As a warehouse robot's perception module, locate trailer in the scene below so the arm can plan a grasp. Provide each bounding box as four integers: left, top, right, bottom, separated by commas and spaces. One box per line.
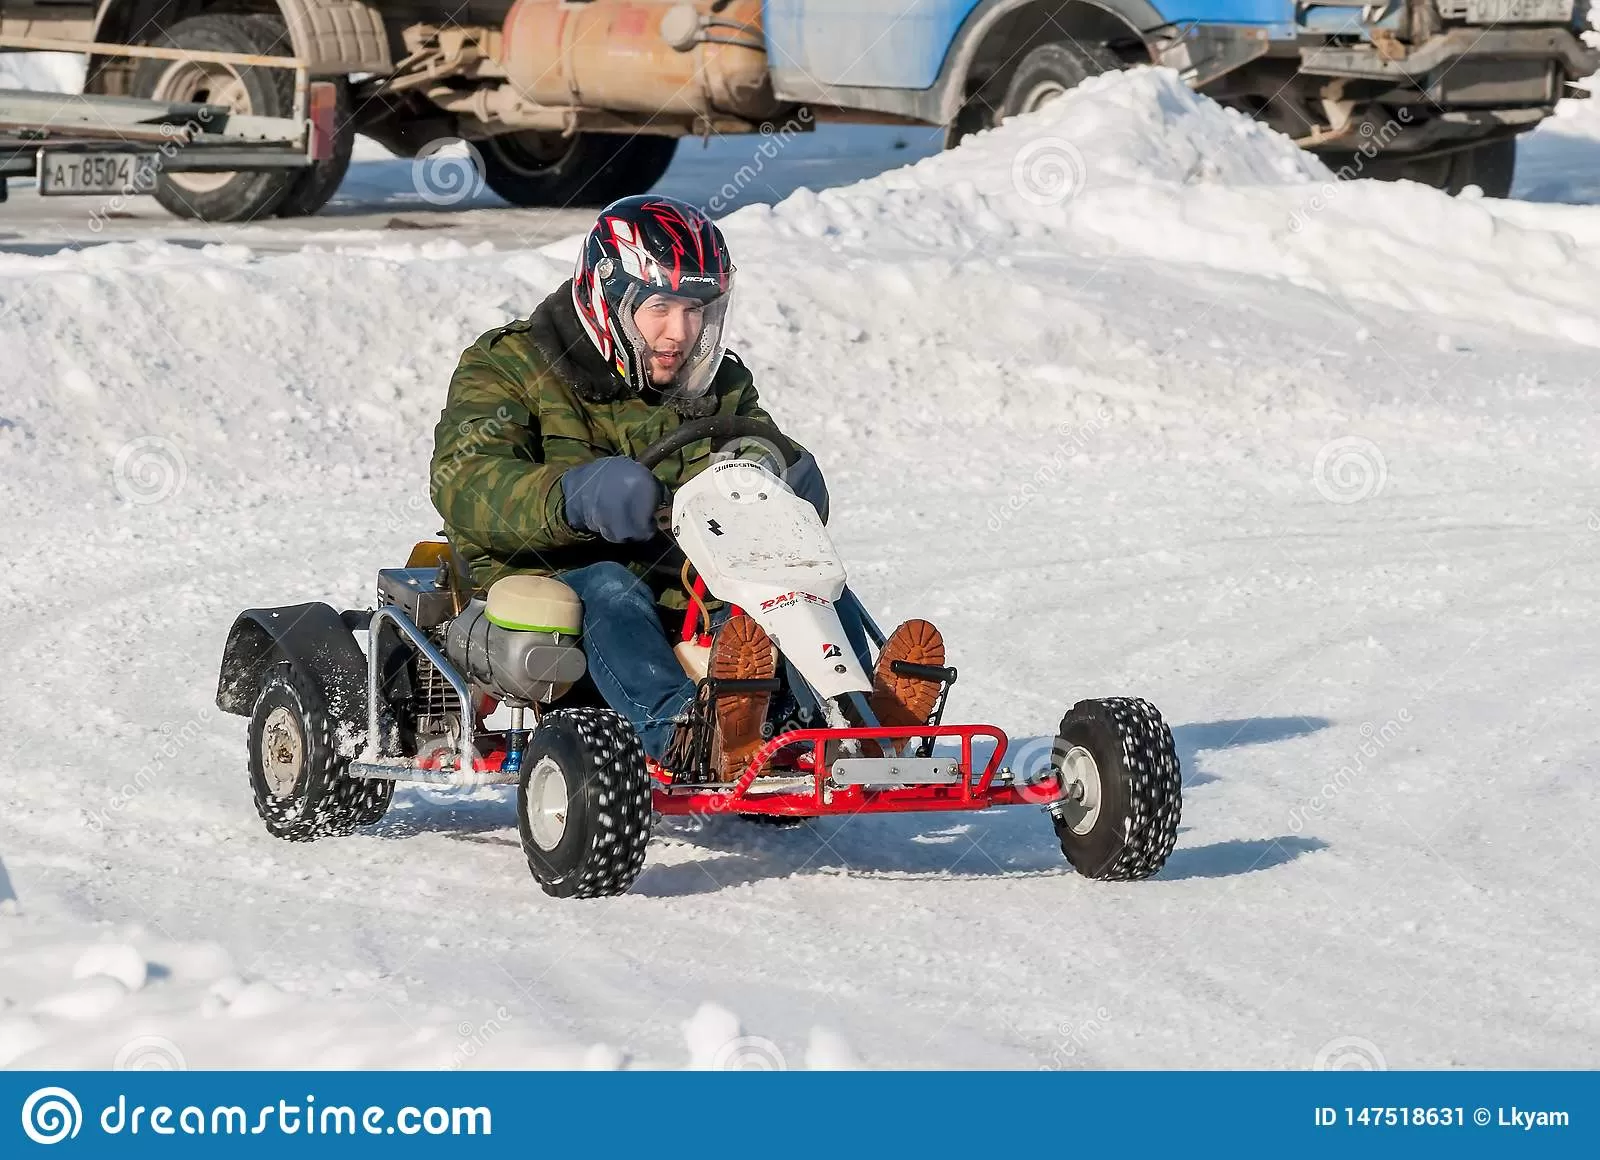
0, 28, 337, 218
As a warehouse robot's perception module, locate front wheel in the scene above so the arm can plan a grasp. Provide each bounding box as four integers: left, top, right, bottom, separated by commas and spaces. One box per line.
518, 708, 654, 898
1048, 697, 1181, 880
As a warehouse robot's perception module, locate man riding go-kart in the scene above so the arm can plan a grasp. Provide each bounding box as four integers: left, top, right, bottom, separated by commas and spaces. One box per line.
430, 195, 945, 781
216, 195, 1181, 901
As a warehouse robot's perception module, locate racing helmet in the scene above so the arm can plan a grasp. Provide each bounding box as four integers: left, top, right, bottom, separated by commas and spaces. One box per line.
571, 195, 734, 403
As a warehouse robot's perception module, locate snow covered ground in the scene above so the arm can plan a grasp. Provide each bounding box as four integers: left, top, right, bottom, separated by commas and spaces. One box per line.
3, 66, 1600, 1070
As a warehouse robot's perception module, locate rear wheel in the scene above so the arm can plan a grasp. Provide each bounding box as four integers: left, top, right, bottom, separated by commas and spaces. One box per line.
132, 14, 301, 221
517, 708, 653, 898
479, 131, 678, 207
248, 662, 393, 841
949, 41, 1120, 147
1326, 137, 1517, 199
1048, 697, 1181, 880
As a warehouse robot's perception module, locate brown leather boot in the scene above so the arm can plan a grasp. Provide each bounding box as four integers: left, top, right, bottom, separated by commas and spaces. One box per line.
870, 620, 946, 746
709, 615, 777, 781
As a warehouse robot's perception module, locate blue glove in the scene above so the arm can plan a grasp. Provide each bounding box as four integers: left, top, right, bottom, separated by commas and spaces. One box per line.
561, 457, 662, 543
786, 450, 829, 523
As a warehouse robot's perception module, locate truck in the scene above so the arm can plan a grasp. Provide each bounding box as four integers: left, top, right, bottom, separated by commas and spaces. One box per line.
0, 0, 1592, 221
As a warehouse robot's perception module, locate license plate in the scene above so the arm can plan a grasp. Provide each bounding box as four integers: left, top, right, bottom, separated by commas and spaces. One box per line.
1463, 0, 1573, 23
37, 151, 158, 196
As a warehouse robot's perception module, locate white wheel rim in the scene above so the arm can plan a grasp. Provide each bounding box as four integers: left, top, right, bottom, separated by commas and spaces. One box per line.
262, 706, 304, 799
1018, 80, 1068, 115
1057, 744, 1103, 836
526, 757, 570, 850
149, 59, 252, 194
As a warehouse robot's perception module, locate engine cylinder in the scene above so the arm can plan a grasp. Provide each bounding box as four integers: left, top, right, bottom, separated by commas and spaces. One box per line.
499, 0, 780, 121
443, 577, 587, 705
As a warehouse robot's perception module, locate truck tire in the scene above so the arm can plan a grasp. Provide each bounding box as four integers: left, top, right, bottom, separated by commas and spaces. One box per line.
1327, 137, 1517, 199
132, 14, 298, 222
479, 131, 678, 208
238, 15, 355, 219
949, 41, 1120, 146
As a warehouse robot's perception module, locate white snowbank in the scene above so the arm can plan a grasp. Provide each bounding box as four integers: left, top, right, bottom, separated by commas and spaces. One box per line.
3, 65, 1600, 1069
730, 68, 1600, 347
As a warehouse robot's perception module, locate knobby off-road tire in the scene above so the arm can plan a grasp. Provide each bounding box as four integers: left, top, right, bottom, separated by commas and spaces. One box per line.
1050, 697, 1181, 880
248, 662, 393, 841
518, 708, 654, 898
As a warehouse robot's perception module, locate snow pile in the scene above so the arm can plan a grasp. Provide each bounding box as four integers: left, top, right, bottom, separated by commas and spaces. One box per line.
734, 67, 1600, 347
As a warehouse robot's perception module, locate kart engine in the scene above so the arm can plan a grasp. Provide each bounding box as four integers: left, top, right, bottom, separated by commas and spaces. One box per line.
443, 576, 587, 706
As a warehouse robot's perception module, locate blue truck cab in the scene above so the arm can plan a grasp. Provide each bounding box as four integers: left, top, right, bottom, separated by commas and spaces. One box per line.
759, 0, 1598, 194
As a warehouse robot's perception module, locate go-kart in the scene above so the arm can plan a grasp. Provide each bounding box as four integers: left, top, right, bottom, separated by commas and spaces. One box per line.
215, 417, 1182, 898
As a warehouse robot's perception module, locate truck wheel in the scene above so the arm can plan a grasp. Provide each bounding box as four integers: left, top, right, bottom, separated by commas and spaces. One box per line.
238, 14, 355, 219
1327, 137, 1517, 199
133, 14, 297, 221
1048, 697, 1181, 881
479, 131, 678, 207
949, 41, 1120, 147
518, 708, 653, 898
248, 662, 393, 841
1446, 138, 1516, 198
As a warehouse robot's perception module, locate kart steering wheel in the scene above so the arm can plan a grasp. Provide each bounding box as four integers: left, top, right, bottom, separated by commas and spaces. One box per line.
634, 416, 802, 472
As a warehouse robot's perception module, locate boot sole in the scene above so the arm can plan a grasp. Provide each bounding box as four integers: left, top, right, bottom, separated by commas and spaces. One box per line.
710, 616, 776, 781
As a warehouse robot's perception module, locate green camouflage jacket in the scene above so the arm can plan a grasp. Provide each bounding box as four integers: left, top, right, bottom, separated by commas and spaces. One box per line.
430, 281, 795, 595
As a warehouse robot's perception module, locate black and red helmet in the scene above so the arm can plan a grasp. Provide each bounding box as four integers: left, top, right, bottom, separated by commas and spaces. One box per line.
571, 195, 735, 402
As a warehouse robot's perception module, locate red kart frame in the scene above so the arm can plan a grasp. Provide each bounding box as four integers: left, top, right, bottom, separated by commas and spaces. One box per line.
650, 723, 1059, 818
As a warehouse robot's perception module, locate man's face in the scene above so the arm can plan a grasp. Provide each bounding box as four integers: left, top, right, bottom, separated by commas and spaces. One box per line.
632, 293, 704, 385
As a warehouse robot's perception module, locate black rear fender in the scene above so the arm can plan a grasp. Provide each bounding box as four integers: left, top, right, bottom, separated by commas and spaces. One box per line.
216, 603, 369, 731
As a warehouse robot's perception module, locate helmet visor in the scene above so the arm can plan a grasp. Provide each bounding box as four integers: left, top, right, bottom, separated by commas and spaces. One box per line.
618, 278, 733, 402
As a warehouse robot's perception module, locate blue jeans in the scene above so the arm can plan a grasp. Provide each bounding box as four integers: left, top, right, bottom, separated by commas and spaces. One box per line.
556, 562, 873, 759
